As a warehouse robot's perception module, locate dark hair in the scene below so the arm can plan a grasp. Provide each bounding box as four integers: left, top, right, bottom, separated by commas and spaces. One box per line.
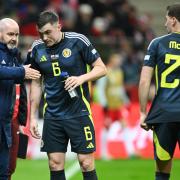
37, 10, 59, 28
167, 4, 180, 22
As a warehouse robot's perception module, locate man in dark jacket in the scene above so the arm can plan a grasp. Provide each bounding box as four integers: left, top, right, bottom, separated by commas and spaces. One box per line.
0, 18, 41, 180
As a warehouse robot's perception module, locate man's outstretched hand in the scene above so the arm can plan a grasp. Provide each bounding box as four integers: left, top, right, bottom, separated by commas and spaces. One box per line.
23, 65, 41, 79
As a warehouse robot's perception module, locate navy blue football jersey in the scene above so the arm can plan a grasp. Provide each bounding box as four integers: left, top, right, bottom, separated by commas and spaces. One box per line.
143, 33, 180, 123
30, 32, 100, 120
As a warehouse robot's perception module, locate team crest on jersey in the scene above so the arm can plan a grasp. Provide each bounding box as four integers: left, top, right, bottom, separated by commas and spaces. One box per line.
62, 48, 71, 58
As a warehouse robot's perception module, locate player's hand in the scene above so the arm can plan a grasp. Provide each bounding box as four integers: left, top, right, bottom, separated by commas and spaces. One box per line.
18, 125, 25, 134
23, 64, 41, 80
64, 76, 84, 90
30, 119, 41, 139
140, 112, 150, 131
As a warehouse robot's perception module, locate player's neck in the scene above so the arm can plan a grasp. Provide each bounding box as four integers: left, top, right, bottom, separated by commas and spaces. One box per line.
172, 23, 180, 33
56, 32, 63, 43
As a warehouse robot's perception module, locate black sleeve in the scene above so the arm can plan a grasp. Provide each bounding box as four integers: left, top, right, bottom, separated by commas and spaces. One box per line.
17, 83, 28, 126
24, 49, 40, 71
78, 34, 100, 65
143, 38, 158, 68
24, 51, 31, 65
29, 49, 40, 70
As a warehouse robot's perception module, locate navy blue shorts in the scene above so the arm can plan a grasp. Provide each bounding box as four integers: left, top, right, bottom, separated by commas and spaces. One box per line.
153, 122, 180, 160
41, 115, 96, 154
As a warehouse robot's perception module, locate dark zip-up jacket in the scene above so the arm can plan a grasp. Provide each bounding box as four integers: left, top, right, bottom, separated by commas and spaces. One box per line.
0, 42, 25, 147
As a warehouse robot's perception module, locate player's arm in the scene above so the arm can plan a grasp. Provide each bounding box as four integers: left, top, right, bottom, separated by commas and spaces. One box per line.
65, 57, 107, 90
81, 57, 107, 81
0, 65, 25, 80
139, 37, 158, 130
0, 64, 40, 80
139, 66, 154, 130
30, 78, 42, 139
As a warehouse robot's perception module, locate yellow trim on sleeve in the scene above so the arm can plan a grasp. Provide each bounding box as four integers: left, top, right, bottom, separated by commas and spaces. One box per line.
155, 65, 158, 94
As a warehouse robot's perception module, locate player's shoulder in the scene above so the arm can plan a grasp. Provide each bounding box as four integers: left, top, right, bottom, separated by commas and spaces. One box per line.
31, 39, 45, 51
148, 34, 171, 50
64, 32, 91, 46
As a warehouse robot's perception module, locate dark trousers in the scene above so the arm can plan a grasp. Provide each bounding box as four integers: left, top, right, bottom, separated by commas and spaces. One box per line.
8, 121, 19, 180
0, 131, 10, 180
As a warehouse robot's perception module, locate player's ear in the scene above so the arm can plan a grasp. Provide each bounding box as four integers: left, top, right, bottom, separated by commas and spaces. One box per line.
36, 25, 39, 33
57, 23, 62, 31
172, 17, 176, 26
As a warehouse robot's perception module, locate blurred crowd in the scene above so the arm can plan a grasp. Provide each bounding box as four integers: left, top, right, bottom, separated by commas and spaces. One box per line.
0, 0, 155, 95
1, 0, 157, 158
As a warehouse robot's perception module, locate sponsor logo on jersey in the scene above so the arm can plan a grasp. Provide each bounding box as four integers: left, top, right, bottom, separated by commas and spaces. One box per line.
50, 54, 59, 60
169, 41, 180, 50
62, 48, 71, 58
87, 142, 94, 149
40, 55, 47, 62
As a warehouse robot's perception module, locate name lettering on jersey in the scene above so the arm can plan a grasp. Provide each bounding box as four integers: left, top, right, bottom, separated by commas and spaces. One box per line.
62, 48, 71, 58
169, 41, 180, 50
40, 55, 47, 62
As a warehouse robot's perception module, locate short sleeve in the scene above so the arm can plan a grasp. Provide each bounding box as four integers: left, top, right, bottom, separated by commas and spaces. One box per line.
143, 39, 158, 68
26, 40, 43, 70
28, 48, 40, 71
79, 35, 100, 65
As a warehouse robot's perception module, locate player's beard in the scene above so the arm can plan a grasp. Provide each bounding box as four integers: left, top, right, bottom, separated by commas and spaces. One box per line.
7, 41, 17, 49
1, 36, 18, 49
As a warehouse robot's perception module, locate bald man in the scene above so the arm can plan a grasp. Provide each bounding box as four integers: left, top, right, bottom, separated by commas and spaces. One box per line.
0, 18, 40, 180
0, 18, 19, 50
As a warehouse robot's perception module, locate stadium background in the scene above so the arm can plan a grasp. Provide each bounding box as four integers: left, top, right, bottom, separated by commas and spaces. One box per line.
1, 0, 180, 179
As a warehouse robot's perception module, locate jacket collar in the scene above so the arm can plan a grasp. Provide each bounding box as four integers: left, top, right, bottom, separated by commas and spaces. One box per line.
0, 42, 18, 56
0, 42, 8, 50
